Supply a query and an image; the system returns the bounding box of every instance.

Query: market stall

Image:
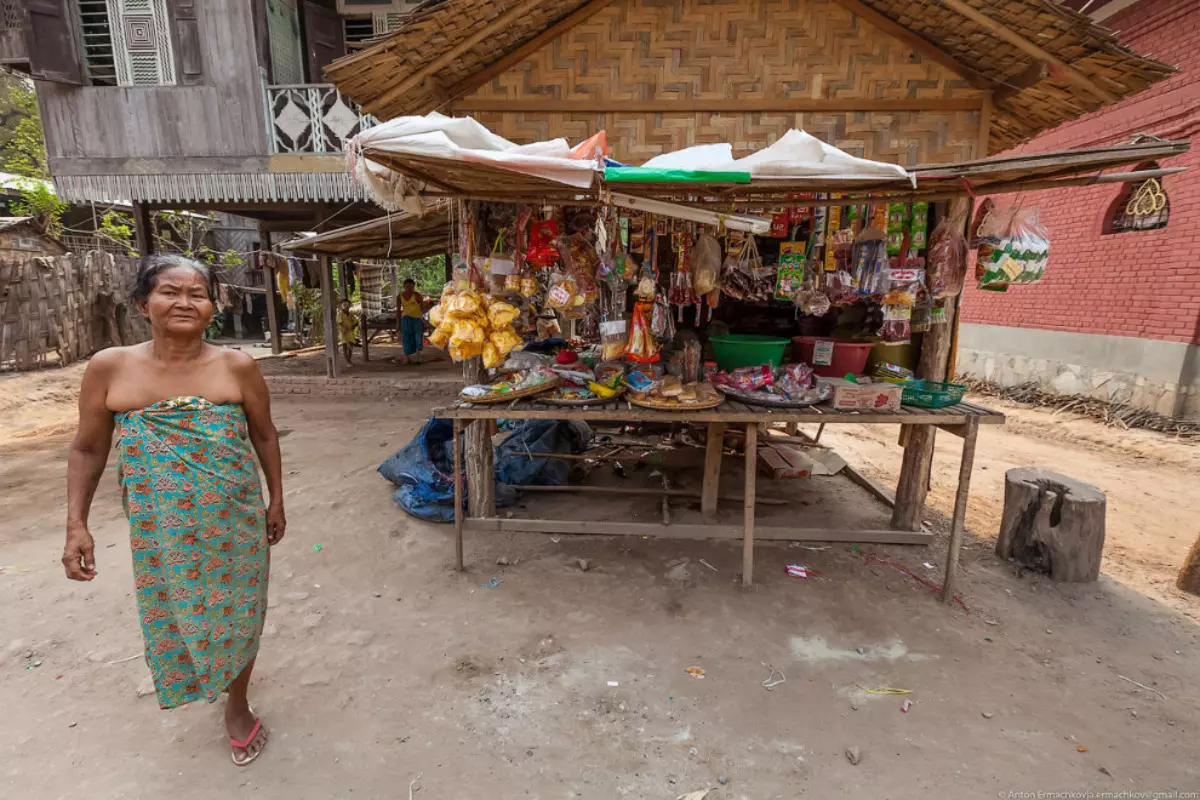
[344,112,1187,595]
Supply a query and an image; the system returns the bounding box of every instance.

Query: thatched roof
[325,0,1176,154]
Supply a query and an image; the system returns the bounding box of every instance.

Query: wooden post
[462,357,495,518]
[318,254,340,379]
[941,418,979,603]
[701,422,725,517]
[453,418,464,571]
[260,229,281,355]
[892,197,973,531]
[742,423,758,587]
[132,202,154,257]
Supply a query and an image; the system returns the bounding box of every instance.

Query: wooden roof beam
[446,0,621,101]
[829,0,995,91]
[935,0,1118,104]
[362,0,547,117]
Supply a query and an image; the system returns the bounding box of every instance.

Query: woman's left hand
[267,502,287,546]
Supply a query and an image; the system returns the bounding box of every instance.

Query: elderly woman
[64,253,285,766]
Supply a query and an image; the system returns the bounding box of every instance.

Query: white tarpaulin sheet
[349,112,601,211]
[643,130,913,184]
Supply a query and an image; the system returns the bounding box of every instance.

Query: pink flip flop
[230,717,267,766]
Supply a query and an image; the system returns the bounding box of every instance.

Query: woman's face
[141,266,214,336]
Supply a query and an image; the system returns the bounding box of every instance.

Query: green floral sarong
[115,397,269,709]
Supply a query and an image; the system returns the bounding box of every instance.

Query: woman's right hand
[63,523,97,581]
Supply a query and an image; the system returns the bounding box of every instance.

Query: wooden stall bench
[434,398,1004,598]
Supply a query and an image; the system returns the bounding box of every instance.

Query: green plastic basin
[709,334,791,371]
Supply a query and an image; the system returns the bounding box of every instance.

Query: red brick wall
[960,0,1200,346]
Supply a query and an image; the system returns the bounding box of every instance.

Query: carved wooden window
[1105,167,1170,234]
[106,0,175,86]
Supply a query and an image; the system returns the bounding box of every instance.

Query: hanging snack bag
[546,272,577,310]
[879,305,912,344]
[526,219,561,268]
[624,299,661,364]
[600,318,629,361]
[886,203,908,256]
[775,241,807,301]
[909,202,930,250]
[880,267,925,307]
[926,217,968,298]
[692,231,722,295]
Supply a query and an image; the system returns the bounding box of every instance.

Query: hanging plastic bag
[977,207,1050,288]
[692,232,721,295]
[880,267,925,307]
[880,305,911,344]
[546,272,576,310]
[927,218,968,298]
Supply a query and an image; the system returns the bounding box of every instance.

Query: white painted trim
[52,172,368,204]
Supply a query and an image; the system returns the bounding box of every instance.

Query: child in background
[337,298,358,366]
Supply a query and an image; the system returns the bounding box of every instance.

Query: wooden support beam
[446,0,621,102]
[453,419,464,571]
[829,0,994,90]
[132,202,154,256]
[702,422,725,518]
[935,0,1117,104]
[363,0,546,116]
[941,418,979,604]
[318,254,340,379]
[993,60,1048,103]
[743,423,758,586]
[260,228,282,355]
[450,98,986,113]
[977,90,994,158]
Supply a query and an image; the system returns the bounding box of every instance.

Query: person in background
[337,298,358,367]
[397,279,424,365]
[64,253,284,766]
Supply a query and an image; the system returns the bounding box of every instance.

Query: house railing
[0,0,23,31]
[265,83,376,155]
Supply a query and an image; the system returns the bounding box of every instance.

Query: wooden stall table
[435,399,1004,597]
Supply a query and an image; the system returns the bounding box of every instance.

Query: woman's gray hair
[132,253,219,303]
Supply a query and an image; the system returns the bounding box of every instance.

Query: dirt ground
[2,363,1199,798]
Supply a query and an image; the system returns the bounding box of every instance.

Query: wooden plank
[743,423,758,586]
[935,0,1117,104]
[451,98,986,113]
[362,0,547,116]
[508,483,788,505]
[701,421,725,518]
[463,518,932,545]
[430,405,978,425]
[446,0,622,101]
[843,463,897,509]
[828,0,994,90]
[942,417,979,604]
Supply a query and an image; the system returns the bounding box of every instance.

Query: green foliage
[98,211,137,255]
[292,285,324,346]
[10,179,66,236]
[0,76,47,179]
[395,255,447,296]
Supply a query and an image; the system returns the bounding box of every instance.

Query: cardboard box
[758,444,814,480]
[821,377,903,411]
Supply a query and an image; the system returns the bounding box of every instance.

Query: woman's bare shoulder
[86,344,146,375]
[216,345,262,377]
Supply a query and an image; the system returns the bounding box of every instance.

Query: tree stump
[995,468,1106,582]
[1177,536,1200,596]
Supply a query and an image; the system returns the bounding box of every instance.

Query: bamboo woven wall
[459,0,984,163]
[470,109,982,165]
[0,251,149,371]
